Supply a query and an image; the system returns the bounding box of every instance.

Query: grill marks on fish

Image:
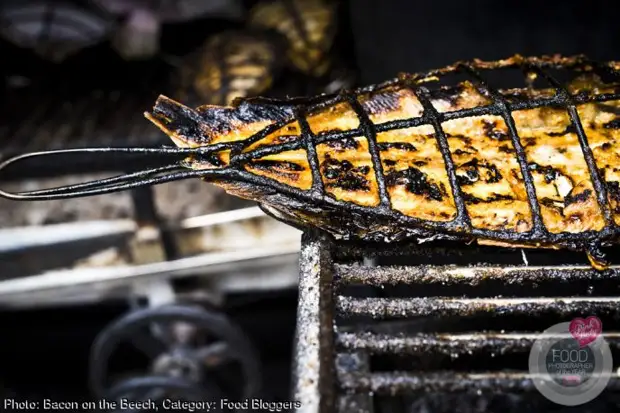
[377,142,417,152]
[603,119,620,129]
[608,182,620,215]
[147,95,295,147]
[378,125,457,221]
[429,81,493,113]
[385,168,447,202]
[244,149,312,190]
[456,160,503,186]
[482,120,511,141]
[321,157,371,191]
[549,124,577,136]
[146,65,620,243]
[514,106,606,233]
[243,120,301,153]
[316,137,379,207]
[442,115,533,232]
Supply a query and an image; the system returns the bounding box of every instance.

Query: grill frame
[293,232,620,413]
[4,55,619,252]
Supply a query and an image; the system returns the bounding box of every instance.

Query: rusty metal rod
[338,371,620,394]
[293,233,336,413]
[334,264,620,287]
[336,331,620,355]
[336,296,620,318]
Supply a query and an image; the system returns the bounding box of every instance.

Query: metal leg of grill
[336,352,374,413]
[293,232,336,413]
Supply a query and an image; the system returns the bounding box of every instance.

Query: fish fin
[146,94,296,146]
[145,95,208,146]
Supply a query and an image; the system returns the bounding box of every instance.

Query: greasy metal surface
[336,296,620,318]
[335,353,373,413]
[291,234,620,412]
[337,331,620,355]
[0,220,136,253]
[338,371,620,394]
[335,264,620,286]
[293,232,335,413]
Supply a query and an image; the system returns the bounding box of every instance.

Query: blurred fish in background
[0,0,350,103]
[0,0,114,62]
[247,0,338,77]
[175,30,286,106]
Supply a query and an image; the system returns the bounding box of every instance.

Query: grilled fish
[146,55,620,268]
[176,30,285,106]
[247,0,337,77]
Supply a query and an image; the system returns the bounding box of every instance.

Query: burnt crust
[146,55,620,262]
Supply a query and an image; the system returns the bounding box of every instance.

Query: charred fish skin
[146,55,620,267]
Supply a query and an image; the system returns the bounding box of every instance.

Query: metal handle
[0,146,230,200]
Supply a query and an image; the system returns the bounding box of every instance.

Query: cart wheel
[89,305,261,401]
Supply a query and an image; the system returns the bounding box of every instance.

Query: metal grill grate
[294,232,620,413]
[7,56,620,245]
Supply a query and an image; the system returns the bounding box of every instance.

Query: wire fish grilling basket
[1,55,620,267]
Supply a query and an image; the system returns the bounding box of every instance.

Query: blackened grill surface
[294,233,620,413]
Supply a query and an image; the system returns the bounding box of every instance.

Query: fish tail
[144,95,208,147]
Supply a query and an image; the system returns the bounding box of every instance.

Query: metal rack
[6,56,618,251]
[294,232,620,413]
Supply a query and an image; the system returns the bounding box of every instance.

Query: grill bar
[347,95,391,208]
[339,371,620,395]
[336,296,620,318]
[293,233,335,413]
[413,85,470,228]
[334,264,620,286]
[293,234,620,413]
[337,332,620,355]
[296,107,325,194]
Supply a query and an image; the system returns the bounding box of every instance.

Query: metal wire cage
[1,55,620,412]
[1,55,619,252]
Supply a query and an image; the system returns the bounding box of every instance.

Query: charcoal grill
[2,56,620,411]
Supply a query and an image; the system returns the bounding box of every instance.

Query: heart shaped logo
[569,316,603,348]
